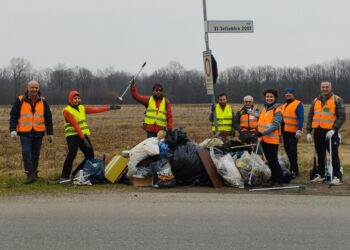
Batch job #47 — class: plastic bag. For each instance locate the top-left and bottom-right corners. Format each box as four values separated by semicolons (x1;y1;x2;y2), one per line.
210;148;242;187
150;158;176;188
278;155;292;183
127;137;160;178
170;142;210;186
82;158;105;184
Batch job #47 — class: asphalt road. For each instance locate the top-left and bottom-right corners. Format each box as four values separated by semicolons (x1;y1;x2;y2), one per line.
1;192;350;250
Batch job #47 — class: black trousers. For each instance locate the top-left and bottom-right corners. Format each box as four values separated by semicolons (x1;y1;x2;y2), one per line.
313;128;341;178
261;142;283;183
61;135;94;179
282;131;299;174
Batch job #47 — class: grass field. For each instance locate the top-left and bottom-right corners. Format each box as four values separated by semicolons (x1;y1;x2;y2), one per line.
0;104;349;180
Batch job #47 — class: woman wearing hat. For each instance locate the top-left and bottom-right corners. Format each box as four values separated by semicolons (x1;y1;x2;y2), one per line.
257;88;284;184
60;90;120;183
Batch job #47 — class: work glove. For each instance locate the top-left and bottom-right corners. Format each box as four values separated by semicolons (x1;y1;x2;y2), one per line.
82;137;91;149
325;130;335;140
306;133;312;143
47;135;54;143
110;104;121;110
211;104;215;112
257;132;263;137
10;131;17;140
295;130;302;139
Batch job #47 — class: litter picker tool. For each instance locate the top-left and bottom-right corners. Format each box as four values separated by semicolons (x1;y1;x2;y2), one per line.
249;184;305;192
248;140;260;185
117;62;147;103
327;137;333;182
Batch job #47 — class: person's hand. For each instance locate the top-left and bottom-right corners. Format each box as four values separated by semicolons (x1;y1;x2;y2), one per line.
325;130;335;140
257;132;263;137
47;135;54;143
258;137;262;142
110;104;121;110
82;137;91;149
295;130;302;139
10;131;17;140
130;79;136;85
306;133;312;143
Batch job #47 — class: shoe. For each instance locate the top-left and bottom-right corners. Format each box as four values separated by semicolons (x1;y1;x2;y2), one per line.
59;178;72;184
330;177;342;186
311;174;325;183
22;173;36;184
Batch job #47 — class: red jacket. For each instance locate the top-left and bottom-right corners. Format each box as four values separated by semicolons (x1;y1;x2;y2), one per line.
131;84;173;133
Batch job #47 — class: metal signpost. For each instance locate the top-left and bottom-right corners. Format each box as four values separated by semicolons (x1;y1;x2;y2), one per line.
202;0;254;134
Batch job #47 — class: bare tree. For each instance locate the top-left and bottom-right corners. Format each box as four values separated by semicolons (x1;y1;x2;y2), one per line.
10;57;31;98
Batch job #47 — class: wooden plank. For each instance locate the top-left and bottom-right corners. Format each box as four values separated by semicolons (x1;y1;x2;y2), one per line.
196;148;223;188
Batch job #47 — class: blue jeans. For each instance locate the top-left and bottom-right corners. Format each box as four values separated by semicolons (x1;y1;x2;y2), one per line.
20;136;43;174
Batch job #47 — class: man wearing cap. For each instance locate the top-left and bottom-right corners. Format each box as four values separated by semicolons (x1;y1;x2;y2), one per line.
9;80;53;184
236;95;259;144
130;81;173;138
306;80;346;185
281;87;304;177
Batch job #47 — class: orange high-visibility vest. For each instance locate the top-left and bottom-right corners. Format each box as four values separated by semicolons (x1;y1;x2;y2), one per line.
281;100;301;133
240;113;258;132
16;96;45;132
258;106;281;144
312;95;338;129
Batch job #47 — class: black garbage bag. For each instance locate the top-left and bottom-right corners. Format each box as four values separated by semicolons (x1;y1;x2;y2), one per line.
167;128;190;149
280;165;293;184
169;142;210;186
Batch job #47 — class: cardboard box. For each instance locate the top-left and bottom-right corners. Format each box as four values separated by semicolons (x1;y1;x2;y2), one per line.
104;155;128;183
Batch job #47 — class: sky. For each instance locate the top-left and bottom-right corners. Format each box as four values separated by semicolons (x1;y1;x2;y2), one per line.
1;0;349;74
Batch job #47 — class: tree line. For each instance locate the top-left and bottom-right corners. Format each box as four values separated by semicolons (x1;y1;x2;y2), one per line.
0;58;349;105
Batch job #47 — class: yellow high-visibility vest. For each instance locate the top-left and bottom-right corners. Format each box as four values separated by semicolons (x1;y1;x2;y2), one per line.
63;105;91;138
212;104;233;132
144;96;167;127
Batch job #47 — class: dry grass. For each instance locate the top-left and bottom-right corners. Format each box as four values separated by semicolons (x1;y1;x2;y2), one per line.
0;104;349;178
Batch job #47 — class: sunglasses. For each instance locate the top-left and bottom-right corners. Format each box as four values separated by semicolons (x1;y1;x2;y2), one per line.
154;89;163;92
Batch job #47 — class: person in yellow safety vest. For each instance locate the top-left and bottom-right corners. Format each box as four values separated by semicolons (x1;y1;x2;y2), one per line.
236;95;259;144
209;93;236;142
281;87;304;178
257;88;284;185
59;90;120;183
130;81;173;138
306;80;346;186
9;80;53;184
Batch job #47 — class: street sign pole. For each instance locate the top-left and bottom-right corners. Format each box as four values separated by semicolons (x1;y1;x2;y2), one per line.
202;0;219;134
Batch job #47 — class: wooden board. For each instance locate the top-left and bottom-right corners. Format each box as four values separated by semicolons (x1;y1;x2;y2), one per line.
196;148;223;188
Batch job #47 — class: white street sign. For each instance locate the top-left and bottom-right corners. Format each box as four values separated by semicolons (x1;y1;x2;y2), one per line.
206;20;254;33
203;50;214;95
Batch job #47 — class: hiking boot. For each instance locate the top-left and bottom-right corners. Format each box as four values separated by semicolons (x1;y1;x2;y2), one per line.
311;174;325;183
330;177;342;186
22;173;36;184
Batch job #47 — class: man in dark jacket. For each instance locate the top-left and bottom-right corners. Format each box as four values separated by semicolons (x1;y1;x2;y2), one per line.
306;80;346;185
9;80;53;184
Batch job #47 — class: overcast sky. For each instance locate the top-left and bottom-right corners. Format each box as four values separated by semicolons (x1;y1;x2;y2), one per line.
1;0;349;74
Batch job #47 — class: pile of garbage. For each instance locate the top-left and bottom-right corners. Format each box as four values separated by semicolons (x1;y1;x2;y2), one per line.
75;128;292;188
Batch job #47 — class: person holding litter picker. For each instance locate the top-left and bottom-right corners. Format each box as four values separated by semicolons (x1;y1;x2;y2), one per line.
256;88;284;185
307;80;346;186
130;81;173;138
59;90;120;183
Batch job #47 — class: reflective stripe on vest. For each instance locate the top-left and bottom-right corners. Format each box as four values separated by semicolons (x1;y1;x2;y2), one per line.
211;104;233;132
16;95;46;132
258;107;281;144
144;96;167;127
312;95;338;129
63;105;91;137
281;100;301;132
240;113;258;132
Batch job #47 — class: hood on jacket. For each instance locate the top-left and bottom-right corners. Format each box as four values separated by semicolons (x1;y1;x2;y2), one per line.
68;90;81;106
